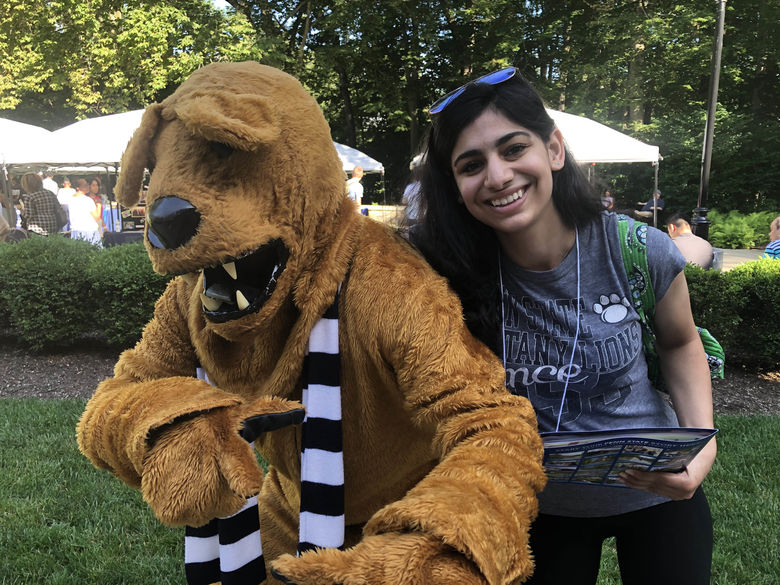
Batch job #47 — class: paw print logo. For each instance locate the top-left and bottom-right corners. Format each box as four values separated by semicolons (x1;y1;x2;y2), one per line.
593;294;631;324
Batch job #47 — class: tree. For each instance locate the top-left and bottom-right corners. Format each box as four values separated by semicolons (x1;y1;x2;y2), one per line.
2;0;776;209
0;0;269;129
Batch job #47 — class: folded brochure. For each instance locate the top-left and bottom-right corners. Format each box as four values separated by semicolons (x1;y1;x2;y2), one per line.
541;427;718;487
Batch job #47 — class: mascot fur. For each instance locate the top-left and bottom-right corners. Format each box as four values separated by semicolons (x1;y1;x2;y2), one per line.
77;62;545;585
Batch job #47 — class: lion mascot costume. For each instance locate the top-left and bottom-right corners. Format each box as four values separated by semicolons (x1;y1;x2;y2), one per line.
77;62;545;585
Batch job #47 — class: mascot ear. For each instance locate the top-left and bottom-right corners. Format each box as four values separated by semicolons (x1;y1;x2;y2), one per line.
116;104;163;208
173;90;280;151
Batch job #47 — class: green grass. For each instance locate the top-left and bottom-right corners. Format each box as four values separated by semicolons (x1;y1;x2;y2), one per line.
1;401;778;584
0;399;182;584
597;414;780;585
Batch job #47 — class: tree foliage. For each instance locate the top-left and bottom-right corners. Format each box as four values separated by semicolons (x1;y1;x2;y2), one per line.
1;0;777;211
0;0;268;128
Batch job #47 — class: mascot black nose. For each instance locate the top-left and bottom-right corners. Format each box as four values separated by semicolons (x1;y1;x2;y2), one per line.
146;196;201;249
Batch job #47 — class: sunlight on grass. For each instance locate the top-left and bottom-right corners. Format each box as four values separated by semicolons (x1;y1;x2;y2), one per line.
1;400;777;584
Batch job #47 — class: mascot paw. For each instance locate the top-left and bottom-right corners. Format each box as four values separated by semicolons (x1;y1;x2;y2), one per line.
141;397;304;526
269;532;486;585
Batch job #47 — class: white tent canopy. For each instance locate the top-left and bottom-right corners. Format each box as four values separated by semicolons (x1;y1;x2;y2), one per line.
334;142;384;174
546;108;661;164
4;108;653;171
45;110;145;167
2;110;385;174
0;118;53;165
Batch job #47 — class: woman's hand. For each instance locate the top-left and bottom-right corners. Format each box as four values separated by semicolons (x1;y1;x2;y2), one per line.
618;438;716;499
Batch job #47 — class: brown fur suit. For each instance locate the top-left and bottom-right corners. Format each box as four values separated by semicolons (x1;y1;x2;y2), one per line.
76;62;546;585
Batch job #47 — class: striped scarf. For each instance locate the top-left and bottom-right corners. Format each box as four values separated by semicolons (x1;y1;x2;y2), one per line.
184;295;343;585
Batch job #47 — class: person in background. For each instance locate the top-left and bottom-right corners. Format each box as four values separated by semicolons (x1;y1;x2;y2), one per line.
69;178;102;246
666;212;714;269
402;154;424;226
601;189;614;210
9;177;23;227
88;176;106;234
57;177;76;203
19;172;62;236
636;189;664;222
0;212;10;241
410;67;715;585
56;177;76;232
346;165;364;207
42;171;59;195
763;215;780;259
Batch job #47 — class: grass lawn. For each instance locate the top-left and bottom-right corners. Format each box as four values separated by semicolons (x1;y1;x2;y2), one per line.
1;399;778;584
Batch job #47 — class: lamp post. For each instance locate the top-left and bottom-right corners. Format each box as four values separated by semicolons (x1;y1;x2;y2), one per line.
693;0;727;240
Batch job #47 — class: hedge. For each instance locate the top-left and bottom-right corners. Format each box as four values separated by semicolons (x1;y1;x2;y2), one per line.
84;242;173;348
0;237;170;351
685;259;780;371
0;236;777;371
0;235;98;350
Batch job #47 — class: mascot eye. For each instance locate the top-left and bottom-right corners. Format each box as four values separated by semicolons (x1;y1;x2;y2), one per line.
208;141;235;160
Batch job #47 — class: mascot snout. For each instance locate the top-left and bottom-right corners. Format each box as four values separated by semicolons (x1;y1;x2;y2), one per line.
146;196;201;250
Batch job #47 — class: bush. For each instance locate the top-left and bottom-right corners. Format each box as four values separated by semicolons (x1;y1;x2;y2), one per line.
685;258;780;371
0;236;98;350
720;259;780;369
708;210;778;249
86;242;172;349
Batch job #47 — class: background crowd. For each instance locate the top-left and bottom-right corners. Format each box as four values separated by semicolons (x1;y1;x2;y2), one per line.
0;171;108;245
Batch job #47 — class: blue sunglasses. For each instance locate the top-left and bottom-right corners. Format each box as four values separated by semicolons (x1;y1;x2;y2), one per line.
428;67;517;115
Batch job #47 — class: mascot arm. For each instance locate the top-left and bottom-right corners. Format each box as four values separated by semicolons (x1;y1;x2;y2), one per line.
77;278;238;486
77;278;304;525
366;283;547;585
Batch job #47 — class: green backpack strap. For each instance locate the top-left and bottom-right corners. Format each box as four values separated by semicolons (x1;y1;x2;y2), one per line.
616;215;725;388
617;215;663;388
699;327;726;379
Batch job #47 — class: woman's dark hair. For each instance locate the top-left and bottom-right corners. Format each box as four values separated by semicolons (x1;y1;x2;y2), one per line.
411;71;602;352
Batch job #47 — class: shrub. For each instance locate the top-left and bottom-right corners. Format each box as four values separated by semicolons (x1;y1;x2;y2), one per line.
708;210;759;249
0;236;98;350
684;263;736;335
720;258;780;369
685;258;780;371
86;242;172;349
708;210;779;249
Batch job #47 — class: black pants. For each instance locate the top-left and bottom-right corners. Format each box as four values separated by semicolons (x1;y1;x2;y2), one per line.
526;488;712;585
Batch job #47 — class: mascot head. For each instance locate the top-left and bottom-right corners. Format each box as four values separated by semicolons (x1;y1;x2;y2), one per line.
116;62;354;339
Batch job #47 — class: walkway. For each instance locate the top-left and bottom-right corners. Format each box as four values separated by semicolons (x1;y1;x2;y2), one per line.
719;248;766;271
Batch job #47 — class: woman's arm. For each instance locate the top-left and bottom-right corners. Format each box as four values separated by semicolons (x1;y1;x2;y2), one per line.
620;271;716;499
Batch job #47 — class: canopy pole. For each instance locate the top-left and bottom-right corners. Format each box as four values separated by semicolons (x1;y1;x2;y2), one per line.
1;163;14;226
653;161;660;227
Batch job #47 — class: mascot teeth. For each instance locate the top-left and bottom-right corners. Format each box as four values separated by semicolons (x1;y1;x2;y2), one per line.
223;262;238;280
235;290;250;310
200;293;221;312
200;238;289;322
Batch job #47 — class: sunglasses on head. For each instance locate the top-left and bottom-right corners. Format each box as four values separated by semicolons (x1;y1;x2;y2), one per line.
428;67;517;115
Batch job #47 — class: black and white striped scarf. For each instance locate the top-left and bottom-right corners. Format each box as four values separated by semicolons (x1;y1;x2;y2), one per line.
184;295;343;585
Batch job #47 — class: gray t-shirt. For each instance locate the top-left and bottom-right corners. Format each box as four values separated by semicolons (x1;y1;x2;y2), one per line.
500;212;686;517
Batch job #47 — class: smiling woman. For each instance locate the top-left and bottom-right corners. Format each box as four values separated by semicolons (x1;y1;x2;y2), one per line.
410;67;718;585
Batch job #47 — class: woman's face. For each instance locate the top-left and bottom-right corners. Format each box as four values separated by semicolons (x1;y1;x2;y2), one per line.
90;180;99;194
450;109;564;237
